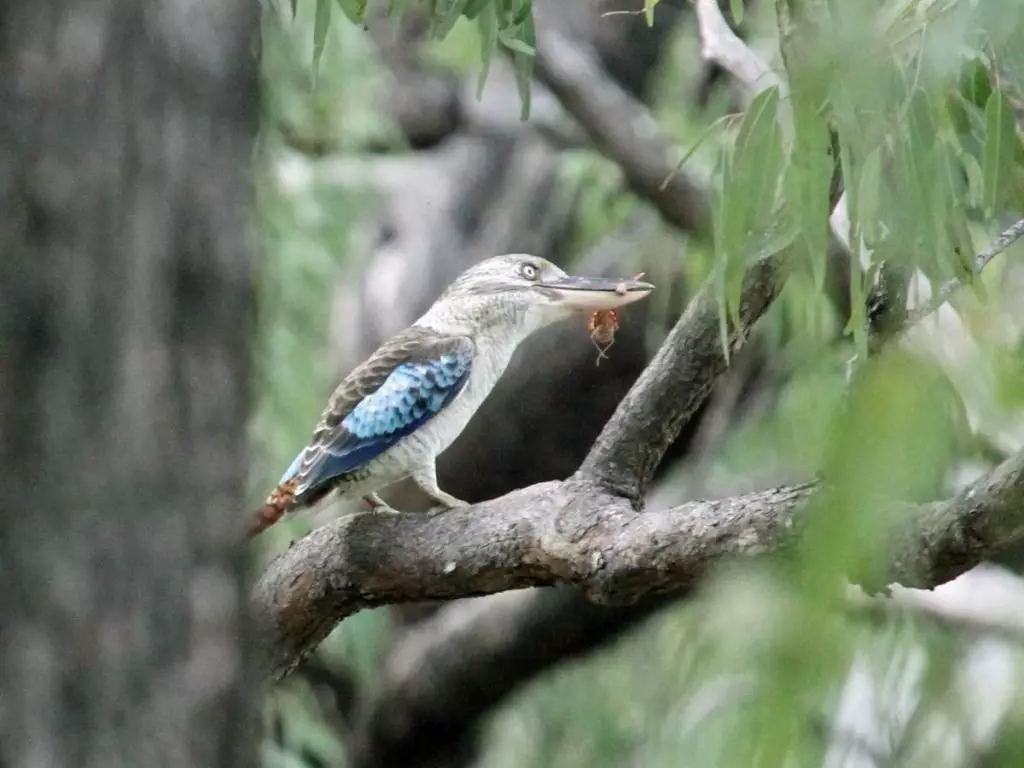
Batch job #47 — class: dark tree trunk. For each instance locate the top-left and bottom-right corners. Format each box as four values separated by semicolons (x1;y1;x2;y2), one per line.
0;1;260;766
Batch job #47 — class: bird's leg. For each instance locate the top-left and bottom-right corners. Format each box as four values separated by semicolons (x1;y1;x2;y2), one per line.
412;465;469;514
362;492;399;514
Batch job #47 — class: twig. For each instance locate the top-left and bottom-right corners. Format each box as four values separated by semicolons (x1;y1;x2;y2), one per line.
903;217;1024;329
847;578;1024;646
696;0;788;106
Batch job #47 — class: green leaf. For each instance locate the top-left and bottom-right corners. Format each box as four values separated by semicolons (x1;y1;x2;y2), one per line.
430;0;467;38
290;0;298;19
510;12;535;119
958;56;993;110
312;0;331;81
476;0;499;98
730;0;744;26
499;32;534;56
733;86;784;233
511;0;532;27
644;0;660;26
333;0;367;24
982;88;1017;213
462;0;488;19
660;112;739;191
857;147;883;246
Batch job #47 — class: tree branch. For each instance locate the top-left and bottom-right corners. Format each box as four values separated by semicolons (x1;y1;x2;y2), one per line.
347;587;668;768
579;254;786;499
253;444;1024;678
531;10;710;234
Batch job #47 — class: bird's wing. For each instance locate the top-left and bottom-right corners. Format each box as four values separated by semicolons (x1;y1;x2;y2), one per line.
281;326;475;503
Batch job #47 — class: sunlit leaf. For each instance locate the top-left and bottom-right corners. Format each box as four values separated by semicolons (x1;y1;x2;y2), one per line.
785;81;832;289
475;0;499;97
661;113;740;191
730;0;744;26
803;350;959;590
982;87;1017;213
644;0;660;27
508;10;535;119
333;0;366;24
958;56;993;109
430;0;467;38
499;32;534;56
733;86;783;228
461;0;488;19
312;0;331;80
857;146;884;247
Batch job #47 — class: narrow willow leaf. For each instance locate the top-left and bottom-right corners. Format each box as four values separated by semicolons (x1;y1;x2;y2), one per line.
510;12;535;119
837;135;860;247
499;33;534;56
844;255;872;358
511;0;532;26
958;56;993;109
476;0;499;98
290;0;298;19
334;0;367;24
644;0;661;26
733;86;783;239
712;147;733;364
660;112;739;191
857;147;883;247
730;0;744;25
313;0;331;81
786;95;832;289
982;88;1016;213
462;0;488;19
431;0;467;38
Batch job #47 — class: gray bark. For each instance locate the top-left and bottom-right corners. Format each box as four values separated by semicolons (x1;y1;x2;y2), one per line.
0;1;260;765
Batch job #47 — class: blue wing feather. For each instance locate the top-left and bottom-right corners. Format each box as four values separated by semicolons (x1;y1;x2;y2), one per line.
280;349;472;497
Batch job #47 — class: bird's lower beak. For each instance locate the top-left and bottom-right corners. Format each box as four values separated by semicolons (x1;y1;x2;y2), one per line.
539;275;655;312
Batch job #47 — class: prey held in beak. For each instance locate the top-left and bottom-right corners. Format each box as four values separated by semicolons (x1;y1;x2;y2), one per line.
540;273;656;312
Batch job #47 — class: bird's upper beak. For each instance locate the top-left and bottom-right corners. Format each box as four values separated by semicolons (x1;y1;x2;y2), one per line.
538;274;655;312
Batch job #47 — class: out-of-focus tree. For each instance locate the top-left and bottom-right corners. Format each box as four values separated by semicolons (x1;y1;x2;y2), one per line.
0;1;260;765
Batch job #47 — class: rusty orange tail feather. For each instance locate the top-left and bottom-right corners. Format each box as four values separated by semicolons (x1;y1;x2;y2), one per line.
246;479;298;538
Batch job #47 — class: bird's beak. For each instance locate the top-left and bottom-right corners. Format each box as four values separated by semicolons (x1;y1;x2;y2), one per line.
538;274;656;312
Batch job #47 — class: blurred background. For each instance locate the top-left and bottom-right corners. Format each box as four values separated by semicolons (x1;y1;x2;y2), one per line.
248;1;1024;767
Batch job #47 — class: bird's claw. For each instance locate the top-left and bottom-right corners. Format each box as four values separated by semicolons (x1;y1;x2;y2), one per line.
363;494;400;515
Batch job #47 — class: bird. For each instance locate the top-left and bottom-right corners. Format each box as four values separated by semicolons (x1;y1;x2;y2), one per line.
248;253;654;536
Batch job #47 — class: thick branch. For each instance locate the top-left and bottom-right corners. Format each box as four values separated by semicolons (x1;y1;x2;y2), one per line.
253;448;1024;678
348;588;668;768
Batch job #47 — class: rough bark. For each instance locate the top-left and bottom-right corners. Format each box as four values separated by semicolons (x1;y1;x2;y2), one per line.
254;447;1024;678
0;1;259;765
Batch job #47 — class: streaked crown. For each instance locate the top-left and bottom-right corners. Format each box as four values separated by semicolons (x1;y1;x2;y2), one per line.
441;254;566;301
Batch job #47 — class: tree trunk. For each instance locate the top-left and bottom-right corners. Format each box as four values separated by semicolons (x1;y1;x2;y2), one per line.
0;1;260;766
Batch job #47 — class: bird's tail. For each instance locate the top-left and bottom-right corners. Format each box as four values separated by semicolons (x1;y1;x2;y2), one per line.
247;479;299;537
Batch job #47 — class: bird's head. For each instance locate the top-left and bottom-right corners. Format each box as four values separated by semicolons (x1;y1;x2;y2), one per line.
435;254;655;332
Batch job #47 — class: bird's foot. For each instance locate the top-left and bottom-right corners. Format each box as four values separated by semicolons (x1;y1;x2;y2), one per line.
425;496;469;517
363;493;400;515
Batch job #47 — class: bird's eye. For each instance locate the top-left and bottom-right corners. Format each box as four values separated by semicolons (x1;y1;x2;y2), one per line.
519;262;539;280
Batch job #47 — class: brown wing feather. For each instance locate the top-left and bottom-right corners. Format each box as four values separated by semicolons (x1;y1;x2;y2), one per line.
291;325;474;493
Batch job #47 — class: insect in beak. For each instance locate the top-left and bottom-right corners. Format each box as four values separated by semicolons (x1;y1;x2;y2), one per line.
586;273;645;366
